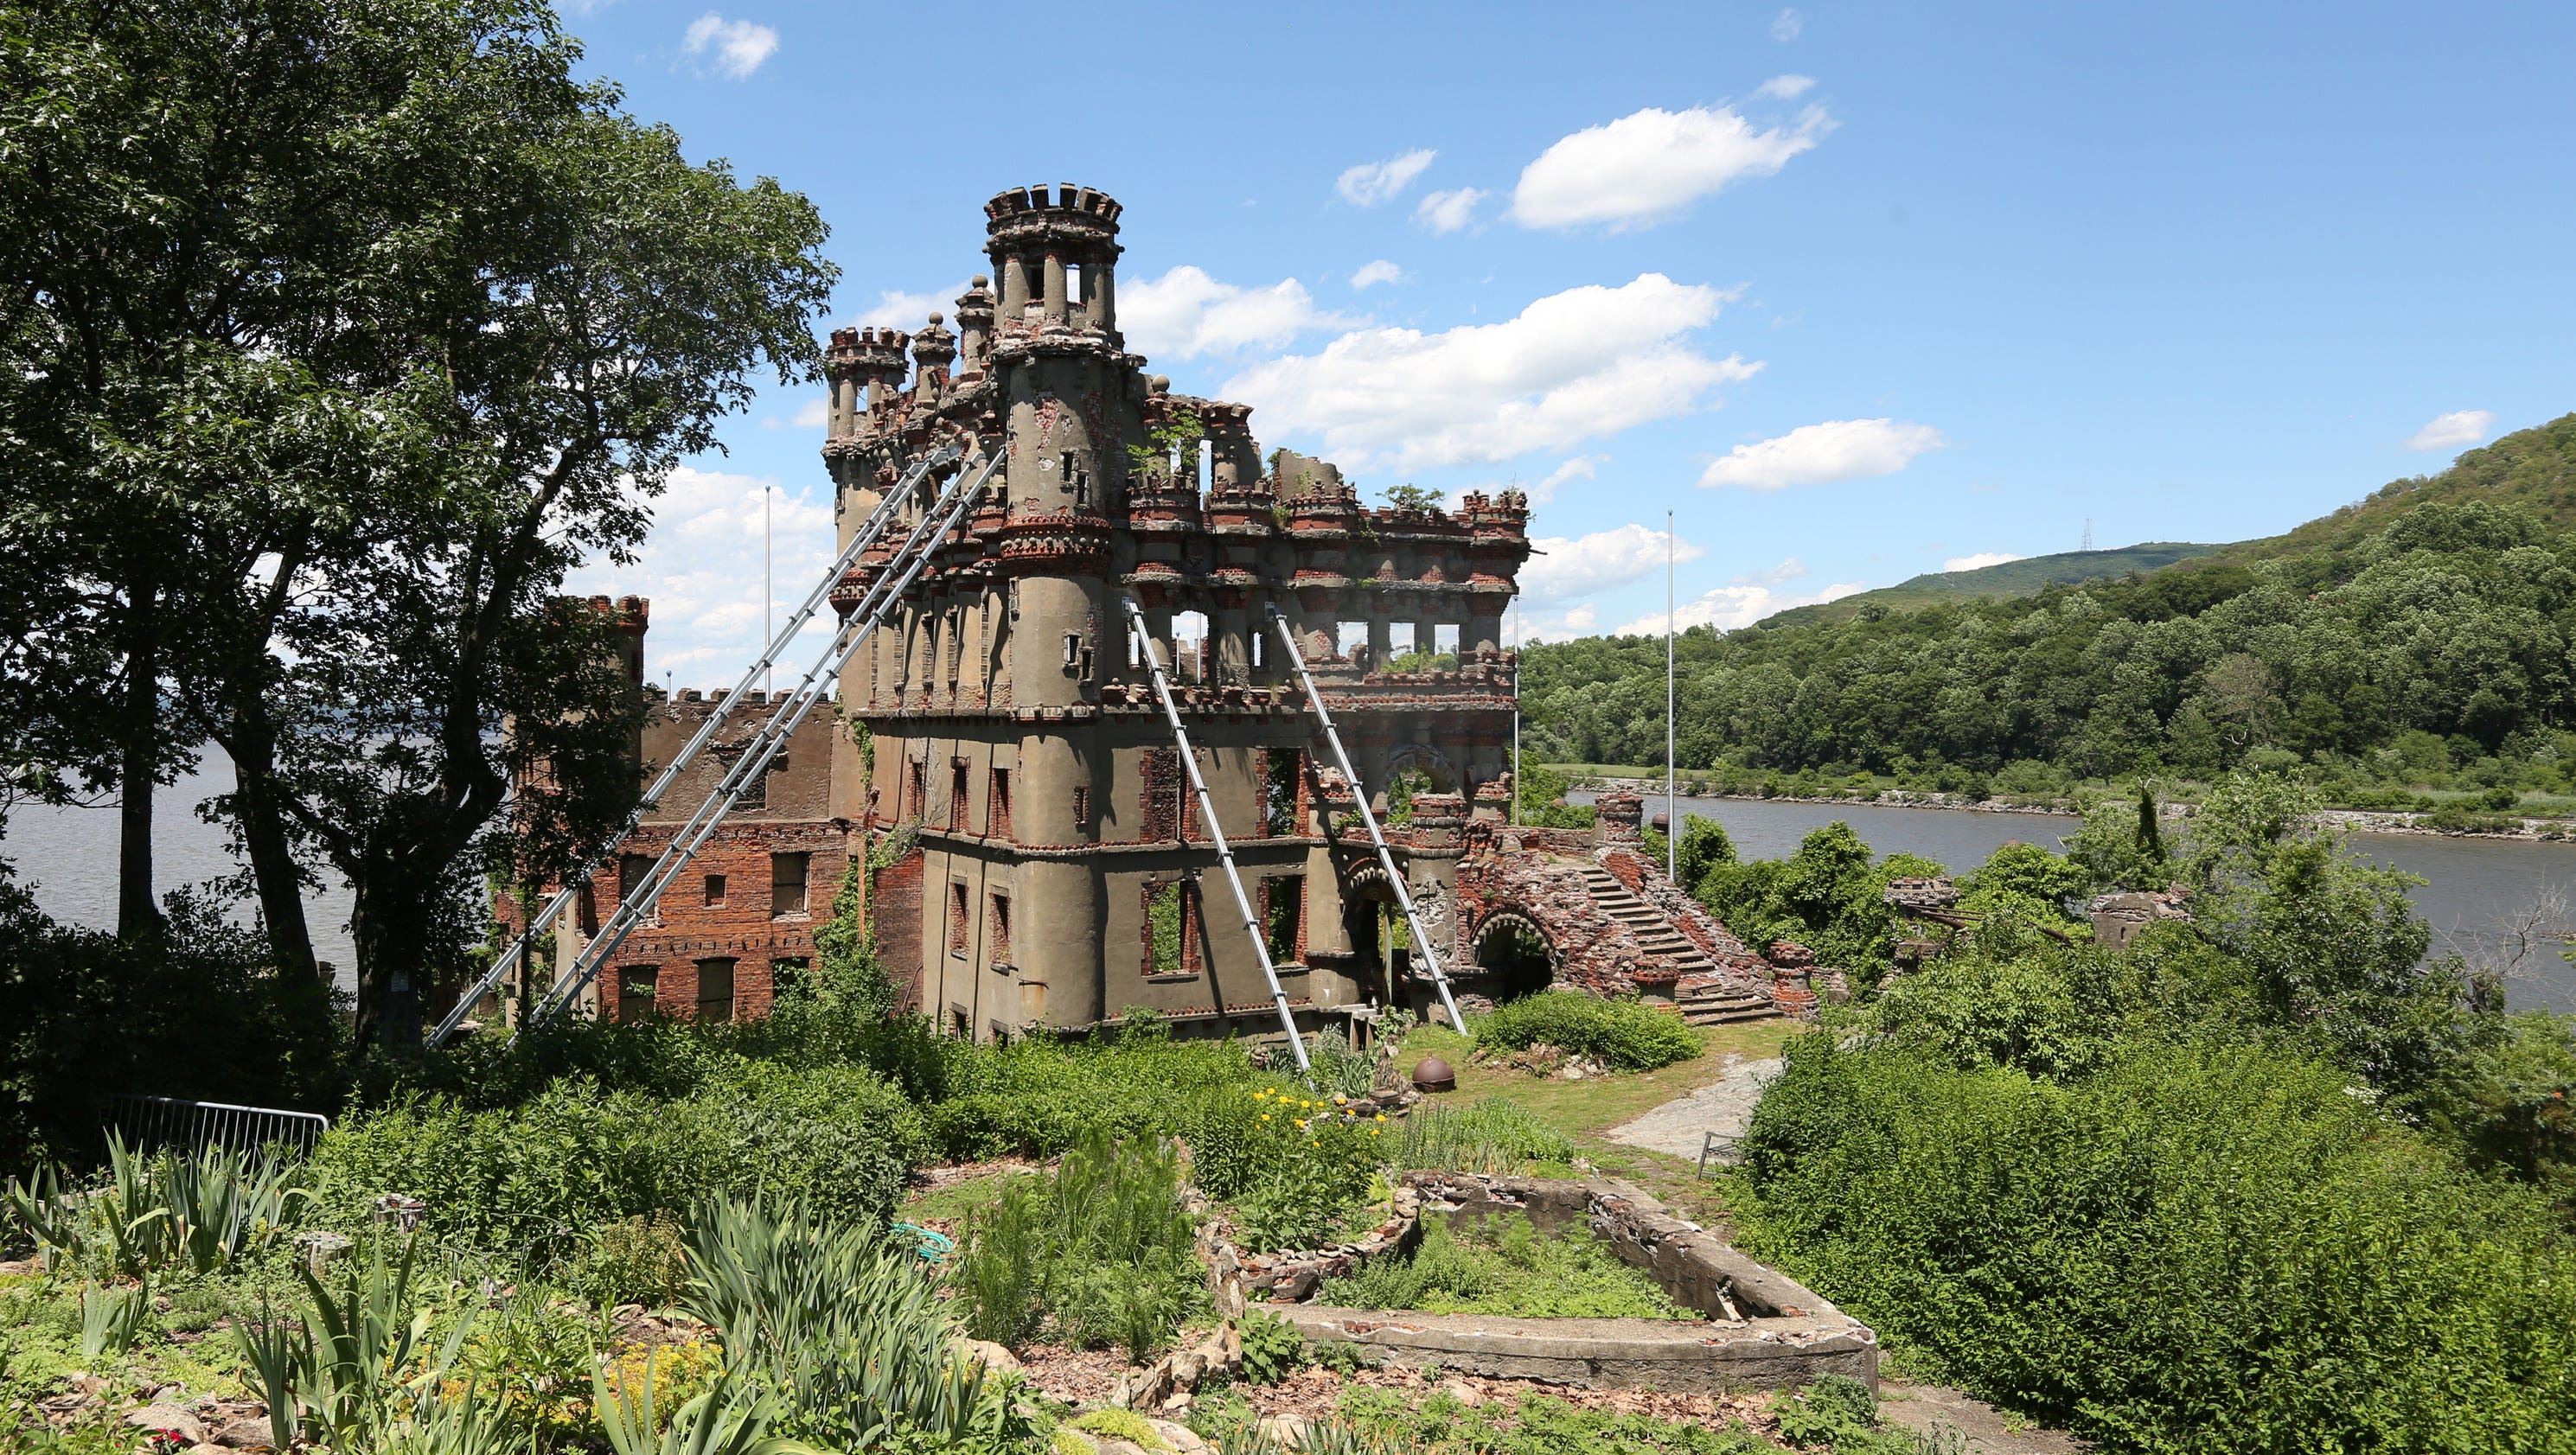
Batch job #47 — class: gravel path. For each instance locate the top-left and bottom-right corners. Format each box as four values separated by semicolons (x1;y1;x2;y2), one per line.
1603;1054;1783;1162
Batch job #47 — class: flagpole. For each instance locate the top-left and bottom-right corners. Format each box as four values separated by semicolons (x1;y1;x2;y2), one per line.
1666;509;1677;882
1512;597;1522;828
764;486;774;695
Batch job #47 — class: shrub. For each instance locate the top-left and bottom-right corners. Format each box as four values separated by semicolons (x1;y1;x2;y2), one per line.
1236;1312;1309;1385
1474;992;1700;1071
1736;1032;2576;1452
1179;1086;1383;1252
950;1131;1205;1361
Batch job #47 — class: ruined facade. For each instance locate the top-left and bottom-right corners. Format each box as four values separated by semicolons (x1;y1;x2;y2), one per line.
502;188;1780;1041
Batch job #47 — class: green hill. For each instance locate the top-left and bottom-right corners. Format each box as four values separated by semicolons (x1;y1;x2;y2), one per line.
1760;542;2221;628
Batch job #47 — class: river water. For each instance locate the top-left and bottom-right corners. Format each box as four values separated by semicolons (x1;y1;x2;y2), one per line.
9;764;2571;1012
1594;792;2576;1013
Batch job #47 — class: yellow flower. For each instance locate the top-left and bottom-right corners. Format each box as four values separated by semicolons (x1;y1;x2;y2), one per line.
1368;1128;1381;1137
1373;1114;1387;1123
1260;1114;1271;1121
1310;1139;1320;1146
1333;1094;1347;1104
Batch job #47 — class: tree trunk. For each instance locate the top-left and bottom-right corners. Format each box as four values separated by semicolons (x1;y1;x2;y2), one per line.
349;850;429;1053
227;723;320;989
116;577;163;941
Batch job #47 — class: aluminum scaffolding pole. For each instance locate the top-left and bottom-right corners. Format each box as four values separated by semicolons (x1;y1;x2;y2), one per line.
425;439;963;1047
1119;598;1312;1075
1263;604;1467;1033
520;449;1000;1031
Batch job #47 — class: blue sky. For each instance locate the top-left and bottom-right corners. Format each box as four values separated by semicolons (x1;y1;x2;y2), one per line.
559;1;2576;686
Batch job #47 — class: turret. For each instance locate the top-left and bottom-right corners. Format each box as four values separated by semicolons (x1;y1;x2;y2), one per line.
955;277;995;373
983;183;1123;332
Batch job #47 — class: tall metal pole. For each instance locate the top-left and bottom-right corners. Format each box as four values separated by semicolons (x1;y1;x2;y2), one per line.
1120;599;1311;1073
1511;598;1521;828
764;486;774;696
1266;606;1467;1033
1666;509;1677;882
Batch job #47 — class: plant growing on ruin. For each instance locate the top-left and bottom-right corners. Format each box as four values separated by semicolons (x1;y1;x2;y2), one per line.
1473;992;1701;1072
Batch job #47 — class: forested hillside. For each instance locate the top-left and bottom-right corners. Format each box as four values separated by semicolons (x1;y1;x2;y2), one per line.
1524;413;2576;804
1759;540;2218;628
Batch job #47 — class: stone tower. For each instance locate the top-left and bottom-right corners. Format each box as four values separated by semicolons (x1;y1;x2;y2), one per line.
823;185;1534;1044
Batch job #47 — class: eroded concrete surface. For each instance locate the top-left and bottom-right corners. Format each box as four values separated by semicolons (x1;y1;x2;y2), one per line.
1604;1053;1783;1162
1876;1379;2091;1453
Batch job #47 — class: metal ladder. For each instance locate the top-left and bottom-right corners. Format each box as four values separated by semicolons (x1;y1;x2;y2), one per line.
1263;605;1467;1033
1118;598;1312;1074
515;445;1000;1035
425;440;963;1047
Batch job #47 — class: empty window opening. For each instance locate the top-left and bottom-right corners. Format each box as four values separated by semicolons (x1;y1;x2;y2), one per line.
949;758;970;832
695;958;736;1023
617;967;658;1023
1173;610;1209;683
1263;750;1304;837
1337;622;1369;667
1064;261;1083;305
770;852;809;917
988;768;1013;838
1127;627;1145;672
1196;438;1213;488
1250;629;1268;673
619;854;656;912
1072;784;1091;829
770;956;811;1001
703;873;727;908
1060;451;1089;507
990;893;1013;963
577;884;598;935
1435;622;1461;657
908;757;927;818
1143;878;1191;977
1262;876;1304;962
1064;631;1082;669
949;880;971;956
1389;622;1416;657
951;1006;970;1040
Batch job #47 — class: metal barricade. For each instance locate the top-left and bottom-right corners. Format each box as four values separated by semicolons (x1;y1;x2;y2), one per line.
112;1094;330;1158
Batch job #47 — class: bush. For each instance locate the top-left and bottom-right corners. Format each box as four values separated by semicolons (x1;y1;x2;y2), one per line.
1316;1211;1690;1319
1474;992;1700;1071
310;1063;924;1253
1179;1085;1382;1252
1736;1032;2576;1452
1388;1096;1576;1175
952;1132;1205;1361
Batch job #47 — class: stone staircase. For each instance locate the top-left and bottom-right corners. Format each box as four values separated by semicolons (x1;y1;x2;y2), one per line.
1575;865;1773;1023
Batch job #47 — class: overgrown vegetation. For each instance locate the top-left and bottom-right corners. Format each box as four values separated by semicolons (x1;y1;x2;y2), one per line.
1729;774;2576;1453
1315;1212;1690;1319
952;1132;1203;1362
1475;991;1703;1071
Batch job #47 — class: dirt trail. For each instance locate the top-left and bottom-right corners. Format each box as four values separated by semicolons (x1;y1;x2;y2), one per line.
1603;1053;1781;1162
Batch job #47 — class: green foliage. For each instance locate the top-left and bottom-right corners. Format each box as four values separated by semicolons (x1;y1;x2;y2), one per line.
1386;1096;1576;1175
1147;881;1186;976
7;1135;311;1280
1307;1029;1377;1100
1326;1387;1768;1454
950;1132;1204;1361
807;858;901;1020
1316;1212;1689;1319
1236;1311;1309;1385
1176;1085;1383;1253
1519;421;2576;796
1512;763;1596;828
1696;823;1945;973
0;883;345;1172
683;1197;1015;1450
1736;1032;2576;1452
1474;991;1701;1071
1380;483;1445;513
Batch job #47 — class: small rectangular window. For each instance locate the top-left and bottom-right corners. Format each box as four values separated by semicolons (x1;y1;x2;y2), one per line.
617;966;658;1023
949;759;970;832
908;759;927;818
704;873;726;908
949;880;971;956
1064;632;1081;667
770;956;811;1000
695;958;736;1023
1263;750;1303;837
1250;630;1267;672
1262;876;1304;962
1072;785;1090;828
990;893;1013;963
1143;879;1186;976
619;853;655;909
951;1007;971;1040
770;852;809;916
988;768;1013;839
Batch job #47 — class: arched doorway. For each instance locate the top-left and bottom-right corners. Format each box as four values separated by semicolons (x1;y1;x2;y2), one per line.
1472;911;1556;1002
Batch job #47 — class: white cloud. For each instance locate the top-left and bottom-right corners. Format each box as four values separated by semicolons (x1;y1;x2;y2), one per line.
1942;551;2025;573
2404;409;2496;450
1224;273;1759;473
1525;456;1600;506
564;467;837;686
1121;266;1351;361
1747;557;1806;584
791;397;828;430
1616;580;1863;636
851;281;968;332
1521;523;1705;606
1337;149;1436;206
1351;259;1404;290
1415;187;1485;233
1755;73;1815;100
681;12;778;80
1510;104;1834;230
1699;418;1946;490
1770;8;1802;41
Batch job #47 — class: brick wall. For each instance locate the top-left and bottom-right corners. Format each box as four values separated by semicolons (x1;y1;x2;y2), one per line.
871;843;927;1012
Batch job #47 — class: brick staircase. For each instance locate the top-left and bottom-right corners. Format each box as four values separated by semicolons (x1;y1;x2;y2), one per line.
1574;864;1773;1024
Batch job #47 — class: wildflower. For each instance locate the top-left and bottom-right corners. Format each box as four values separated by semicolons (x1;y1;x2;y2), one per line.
1373;1114;1387;1123
1261;1114;1272;1122
1333;1094;1347;1104
1369;1128;1381;1137
1310;1140;1320;1147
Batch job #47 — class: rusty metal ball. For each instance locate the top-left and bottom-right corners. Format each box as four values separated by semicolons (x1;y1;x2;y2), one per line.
1411;1056;1456;1093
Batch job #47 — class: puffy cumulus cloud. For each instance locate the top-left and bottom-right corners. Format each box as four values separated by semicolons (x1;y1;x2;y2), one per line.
851;281;969;332
1616;579;1864;636
1337;149;1436;206
1699;418;1945;490
1510;104;1834;230
1521;523;1704;606
1770;8;1802;41
1942;551;2025;573
1224;273;1759;473
2405;409;2496;450
1525;456;1600;506
1415;187;1485;233
1351;259;1404;290
1747;556;1807;584
1121;266;1351;361
681;12;778;80
790;396;828;429
563;466;836;685
1755;73;1815;99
